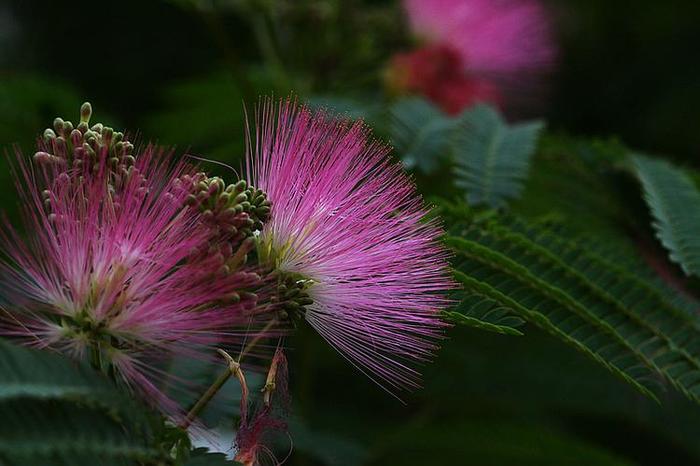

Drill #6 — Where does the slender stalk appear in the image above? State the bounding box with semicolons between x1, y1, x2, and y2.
179;318;278;429
180;360;235;428
237;317;279;363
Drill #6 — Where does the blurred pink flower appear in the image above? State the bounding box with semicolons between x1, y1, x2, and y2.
248;99;453;394
405;0;556;76
392;0;557;113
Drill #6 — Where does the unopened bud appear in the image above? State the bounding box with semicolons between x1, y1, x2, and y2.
217;192;231;206
53;118;65;135
234;180;247;193
33;151;51;163
80;102;92;124
43;128;56;141
102;127;113;145
255;206;270;217
70;129;82;146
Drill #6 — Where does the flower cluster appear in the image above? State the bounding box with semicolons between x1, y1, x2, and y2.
0;104;269;417
0;99;453;425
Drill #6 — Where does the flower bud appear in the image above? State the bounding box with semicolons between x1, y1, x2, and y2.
80;102;92;124
53;118;65;135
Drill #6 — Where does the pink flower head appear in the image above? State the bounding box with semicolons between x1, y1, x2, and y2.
0;111;266;417
393;0;556;113
248;99;453;394
404;0;556;76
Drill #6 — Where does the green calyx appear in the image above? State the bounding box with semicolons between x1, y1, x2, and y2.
59;311;128;373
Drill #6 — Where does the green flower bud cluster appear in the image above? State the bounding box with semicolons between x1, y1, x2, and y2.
174;173;272;269
270;273;314;321
34;102;135;173
35;103;150;219
184;176;271;232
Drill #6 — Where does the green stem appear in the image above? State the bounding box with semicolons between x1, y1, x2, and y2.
180;363;233;429
179;318;278;429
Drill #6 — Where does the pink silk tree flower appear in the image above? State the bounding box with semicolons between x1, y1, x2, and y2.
0;106;266;417
404;0;556;76
393;0;557;114
248;99;453;394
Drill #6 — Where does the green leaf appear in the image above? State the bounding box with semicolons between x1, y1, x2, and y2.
453;105;543;208
440;201;700;404
0;339;111;402
631;153;700;277
0;399;157;466
389;97;456;174
511;135;631;237
445;311;524;336
445;291;525;336
0;339;161;466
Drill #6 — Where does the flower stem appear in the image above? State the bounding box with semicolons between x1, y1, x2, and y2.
180;318;277;429
180;357;235;429
88;343;101;371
